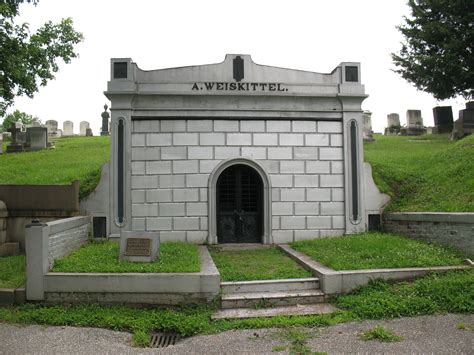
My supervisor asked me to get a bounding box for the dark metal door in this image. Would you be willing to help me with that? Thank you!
[217,165,263,243]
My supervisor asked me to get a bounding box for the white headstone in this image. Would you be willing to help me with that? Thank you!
[45,120,58,133]
[387,113,400,127]
[362,111,374,141]
[63,120,74,136]
[80,121,90,136]
[406,110,423,128]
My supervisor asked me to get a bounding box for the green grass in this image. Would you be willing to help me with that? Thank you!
[359,326,403,342]
[0,136,110,199]
[208,246,312,281]
[290,232,465,270]
[0,270,471,346]
[364,134,474,212]
[0,255,26,288]
[51,241,200,273]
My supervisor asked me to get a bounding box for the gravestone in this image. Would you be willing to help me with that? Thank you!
[384,113,400,135]
[45,120,58,134]
[362,110,374,141]
[401,110,426,135]
[80,121,90,136]
[63,120,74,136]
[433,106,454,133]
[6,122,25,153]
[451,101,474,140]
[26,127,48,150]
[86,128,93,136]
[101,104,110,136]
[119,231,160,262]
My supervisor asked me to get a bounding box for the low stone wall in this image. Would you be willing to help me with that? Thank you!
[383,212,474,256]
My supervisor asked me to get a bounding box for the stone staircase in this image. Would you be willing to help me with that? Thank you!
[212,277,336,319]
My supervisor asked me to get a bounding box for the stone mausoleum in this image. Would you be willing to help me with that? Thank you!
[104,55,386,244]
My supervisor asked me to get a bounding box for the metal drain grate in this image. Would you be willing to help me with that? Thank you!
[150,332,181,348]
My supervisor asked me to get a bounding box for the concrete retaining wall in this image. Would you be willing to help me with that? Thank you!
[383,212,474,256]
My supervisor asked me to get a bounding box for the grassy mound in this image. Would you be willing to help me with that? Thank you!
[0,136,109,199]
[365,134,474,212]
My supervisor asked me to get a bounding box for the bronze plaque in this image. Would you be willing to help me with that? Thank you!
[125,238,151,256]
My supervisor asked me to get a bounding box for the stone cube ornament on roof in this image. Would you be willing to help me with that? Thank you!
[104,54,388,244]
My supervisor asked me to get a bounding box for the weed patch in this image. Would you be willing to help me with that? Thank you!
[359,326,403,342]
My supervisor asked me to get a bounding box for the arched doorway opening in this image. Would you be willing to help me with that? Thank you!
[216,164,263,243]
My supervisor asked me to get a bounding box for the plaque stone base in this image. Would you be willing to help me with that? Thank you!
[119,231,160,262]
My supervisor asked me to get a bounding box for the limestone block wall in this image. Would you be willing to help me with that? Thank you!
[130,119,345,243]
[383,213,474,256]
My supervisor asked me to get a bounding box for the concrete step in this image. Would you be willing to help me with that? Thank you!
[221,278,319,294]
[221,290,326,309]
[212,303,337,320]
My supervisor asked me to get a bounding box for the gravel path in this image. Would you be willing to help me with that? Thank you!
[1,313,472,354]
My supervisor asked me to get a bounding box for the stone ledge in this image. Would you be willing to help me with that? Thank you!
[47,216,91,235]
[384,212,474,224]
[0,287,25,306]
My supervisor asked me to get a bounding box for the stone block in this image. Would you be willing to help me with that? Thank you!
[306,161,330,173]
[320,174,344,187]
[188,120,212,132]
[241,120,265,132]
[280,216,306,229]
[318,121,342,133]
[280,188,305,201]
[146,189,172,202]
[200,217,208,230]
[272,230,293,243]
[214,120,239,132]
[159,175,185,188]
[188,146,214,159]
[200,188,208,202]
[173,133,198,146]
[270,175,293,188]
[331,188,344,201]
[132,147,161,161]
[320,230,344,237]
[332,216,345,229]
[131,162,145,175]
[279,134,304,146]
[200,160,219,173]
[294,230,320,240]
[173,160,199,174]
[294,175,319,187]
[266,120,291,132]
[215,147,240,159]
[133,120,160,133]
[292,121,316,132]
[306,188,331,201]
[159,203,185,217]
[272,216,280,229]
[161,147,187,160]
[147,217,172,230]
[330,134,343,146]
[131,134,145,147]
[132,175,158,189]
[186,174,209,187]
[272,202,293,215]
[227,133,252,145]
[160,120,186,132]
[268,147,292,159]
[294,202,319,215]
[146,161,172,174]
[132,203,158,217]
[320,202,345,215]
[173,217,200,230]
[131,190,146,203]
[331,161,344,174]
[0,242,20,256]
[186,202,208,216]
[147,133,172,146]
[131,218,146,231]
[242,147,266,159]
[281,161,305,173]
[0,230,7,244]
[200,133,225,145]
[173,188,199,202]
[0,289,14,305]
[305,134,329,146]
[272,189,280,202]
[186,231,208,243]
[253,133,278,146]
[159,231,186,242]
[307,216,332,229]
[319,147,343,160]
[294,147,318,159]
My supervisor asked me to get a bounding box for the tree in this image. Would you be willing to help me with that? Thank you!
[1,109,40,132]
[0,0,83,116]
[392,0,474,100]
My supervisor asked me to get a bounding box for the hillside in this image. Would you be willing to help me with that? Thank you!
[365,134,474,212]
[0,136,110,199]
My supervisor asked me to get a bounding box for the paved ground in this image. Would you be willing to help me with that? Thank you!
[1,313,472,354]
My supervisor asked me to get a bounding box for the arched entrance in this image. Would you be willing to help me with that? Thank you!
[216,164,263,243]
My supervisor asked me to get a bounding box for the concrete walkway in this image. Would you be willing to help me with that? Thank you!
[1,313,472,354]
